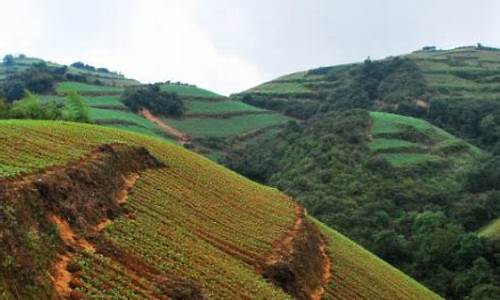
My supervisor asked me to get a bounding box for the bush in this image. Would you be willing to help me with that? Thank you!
[121,84,185,117]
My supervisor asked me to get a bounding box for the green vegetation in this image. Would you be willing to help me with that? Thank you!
[0,92,89,122]
[184,99,265,115]
[225,110,499,299]
[369,112,478,167]
[246,81,315,95]
[121,84,185,117]
[167,113,291,138]
[83,95,125,108]
[0,120,297,299]
[479,219,500,241]
[88,108,167,139]
[312,218,442,300]
[57,81,123,94]
[159,82,222,98]
[370,138,420,152]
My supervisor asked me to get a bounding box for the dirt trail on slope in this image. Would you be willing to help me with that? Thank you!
[139,108,191,145]
[260,204,331,300]
[265,205,304,265]
[49,172,141,300]
[311,235,332,300]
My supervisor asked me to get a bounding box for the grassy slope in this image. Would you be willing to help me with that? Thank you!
[312,218,442,300]
[0,120,295,299]
[0,120,439,300]
[159,83,223,98]
[184,99,265,115]
[407,47,500,102]
[369,112,481,167]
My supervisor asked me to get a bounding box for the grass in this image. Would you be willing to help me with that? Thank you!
[0,120,296,299]
[184,100,265,115]
[479,219,500,241]
[311,218,442,300]
[57,82,124,94]
[167,113,291,138]
[159,83,222,98]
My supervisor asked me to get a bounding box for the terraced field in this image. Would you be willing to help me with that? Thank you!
[166,113,291,138]
[0,120,295,299]
[159,83,223,98]
[312,219,442,300]
[57,81,124,95]
[369,112,481,167]
[56,81,287,153]
[408,47,500,102]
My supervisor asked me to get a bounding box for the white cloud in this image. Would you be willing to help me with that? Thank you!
[1,0,500,95]
[0,0,263,95]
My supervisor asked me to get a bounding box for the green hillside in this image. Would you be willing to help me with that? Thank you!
[0,120,439,300]
[369,111,481,167]
[225,109,500,299]
[0,55,138,86]
[234,46,500,153]
[312,218,441,300]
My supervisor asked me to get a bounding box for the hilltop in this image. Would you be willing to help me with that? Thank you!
[0,120,440,300]
[234,46,500,152]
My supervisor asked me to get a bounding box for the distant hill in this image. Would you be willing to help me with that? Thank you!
[0,120,440,299]
[233,46,500,151]
[0,54,292,161]
[0,55,138,86]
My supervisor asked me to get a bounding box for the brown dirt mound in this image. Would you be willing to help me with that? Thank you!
[139,108,191,145]
[259,205,331,300]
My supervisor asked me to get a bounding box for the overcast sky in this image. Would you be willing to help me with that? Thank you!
[1,0,499,95]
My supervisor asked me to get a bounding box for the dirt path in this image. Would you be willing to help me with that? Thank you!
[139,108,191,145]
[265,205,304,265]
[51,254,72,299]
[311,235,332,300]
[263,204,331,300]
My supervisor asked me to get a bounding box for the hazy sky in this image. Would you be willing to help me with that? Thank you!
[1,0,499,95]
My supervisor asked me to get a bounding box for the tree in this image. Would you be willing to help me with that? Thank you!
[3,54,14,66]
[3,80,26,102]
[63,92,90,122]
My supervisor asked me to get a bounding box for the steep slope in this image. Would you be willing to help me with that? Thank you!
[225,110,500,299]
[0,120,439,300]
[312,218,441,300]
